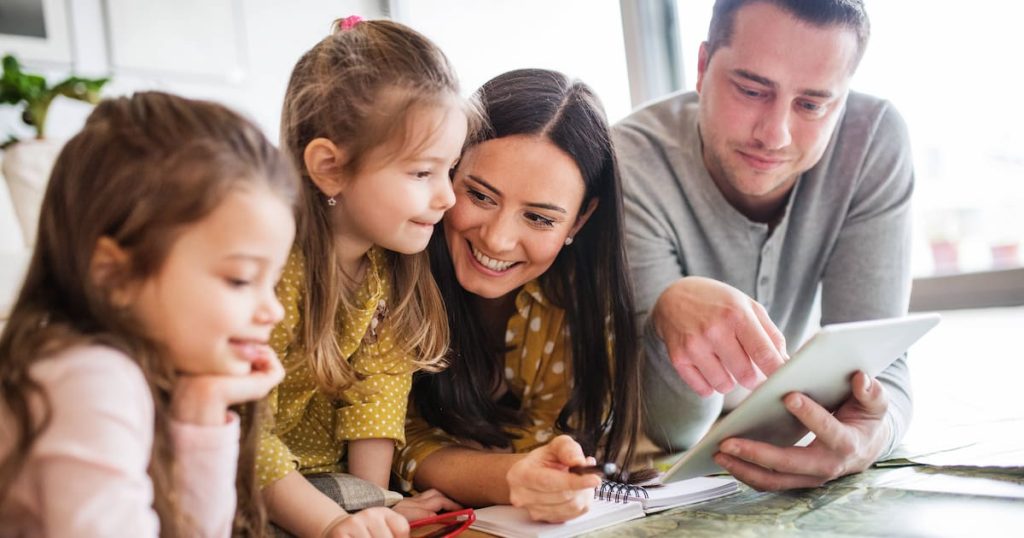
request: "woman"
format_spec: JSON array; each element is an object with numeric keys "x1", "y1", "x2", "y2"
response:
[{"x1": 395, "y1": 68, "x2": 643, "y2": 523}]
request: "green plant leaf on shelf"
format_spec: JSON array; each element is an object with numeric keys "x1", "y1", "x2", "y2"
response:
[
  {"x1": 0, "y1": 53, "x2": 110, "y2": 139},
  {"x1": 52, "y1": 77, "x2": 109, "y2": 104}
]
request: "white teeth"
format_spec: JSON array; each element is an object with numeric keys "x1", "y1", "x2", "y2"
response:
[{"x1": 471, "y1": 244, "x2": 515, "y2": 272}]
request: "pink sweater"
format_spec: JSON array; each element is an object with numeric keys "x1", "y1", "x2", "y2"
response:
[{"x1": 0, "y1": 345, "x2": 240, "y2": 537}]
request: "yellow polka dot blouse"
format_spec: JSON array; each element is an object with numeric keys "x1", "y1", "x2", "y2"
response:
[
  {"x1": 257, "y1": 247, "x2": 412, "y2": 488},
  {"x1": 394, "y1": 280, "x2": 573, "y2": 492}
]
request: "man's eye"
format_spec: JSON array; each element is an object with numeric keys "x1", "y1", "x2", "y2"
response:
[{"x1": 739, "y1": 86, "x2": 763, "y2": 98}]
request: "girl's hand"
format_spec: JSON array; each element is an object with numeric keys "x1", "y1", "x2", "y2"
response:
[
  {"x1": 171, "y1": 345, "x2": 285, "y2": 425},
  {"x1": 392, "y1": 488, "x2": 462, "y2": 521},
  {"x1": 506, "y1": 435, "x2": 601, "y2": 523},
  {"x1": 323, "y1": 507, "x2": 409, "y2": 538}
]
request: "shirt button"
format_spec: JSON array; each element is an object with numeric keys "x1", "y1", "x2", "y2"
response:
[{"x1": 760, "y1": 276, "x2": 770, "y2": 286}]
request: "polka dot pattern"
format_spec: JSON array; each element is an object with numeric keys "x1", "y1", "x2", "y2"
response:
[
  {"x1": 256, "y1": 248, "x2": 414, "y2": 488},
  {"x1": 396, "y1": 280, "x2": 614, "y2": 493}
]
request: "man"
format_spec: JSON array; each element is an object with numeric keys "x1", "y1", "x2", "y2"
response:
[{"x1": 613, "y1": 0, "x2": 914, "y2": 491}]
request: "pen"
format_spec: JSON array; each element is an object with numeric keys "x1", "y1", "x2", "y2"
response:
[{"x1": 568, "y1": 462, "x2": 618, "y2": 477}]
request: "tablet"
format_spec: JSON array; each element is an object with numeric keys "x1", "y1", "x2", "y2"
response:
[{"x1": 661, "y1": 313, "x2": 941, "y2": 483}]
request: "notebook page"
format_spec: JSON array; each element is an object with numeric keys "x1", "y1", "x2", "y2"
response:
[
  {"x1": 642, "y1": 476, "x2": 738, "y2": 512},
  {"x1": 471, "y1": 499, "x2": 645, "y2": 538}
]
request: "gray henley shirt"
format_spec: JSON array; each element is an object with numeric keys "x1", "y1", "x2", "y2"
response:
[{"x1": 613, "y1": 90, "x2": 914, "y2": 457}]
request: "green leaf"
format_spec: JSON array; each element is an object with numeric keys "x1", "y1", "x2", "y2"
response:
[
  {"x1": 0, "y1": 85, "x2": 21, "y2": 104},
  {"x1": 2, "y1": 55, "x2": 21, "y2": 76},
  {"x1": 0, "y1": 54, "x2": 111, "y2": 137},
  {"x1": 53, "y1": 76, "x2": 110, "y2": 104}
]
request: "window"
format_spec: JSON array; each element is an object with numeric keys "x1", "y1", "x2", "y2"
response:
[
  {"x1": 854, "y1": 2, "x2": 1024, "y2": 277},
  {"x1": 391, "y1": 0, "x2": 633, "y2": 122},
  {"x1": 671, "y1": 0, "x2": 1024, "y2": 279}
]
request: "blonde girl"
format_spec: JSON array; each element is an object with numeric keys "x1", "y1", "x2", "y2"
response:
[
  {"x1": 258, "y1": 17, "x2": 476, "y2": 537},
  {"x1": 0, "y1": 91, "x2": 297, "y2": 537}
]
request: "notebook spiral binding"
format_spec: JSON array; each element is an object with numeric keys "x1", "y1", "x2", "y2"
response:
[{"x1": 595, "y1": 479, "x2": 650, "y2": 503}]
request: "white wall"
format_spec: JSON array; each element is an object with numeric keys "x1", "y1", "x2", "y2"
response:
[
  {"x1": 1, "y1": 0, "x2": 384, "y2": 144},
  {"x1": 2, "y1": 0, "x2": 634, "y2": 142},
  {"x1": 393, "y1": 0, "x2": 632, "y2": 123}
]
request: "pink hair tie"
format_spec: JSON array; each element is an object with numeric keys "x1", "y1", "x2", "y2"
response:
[{"x1": 337, "y1": 15, "x2": 363, "y2": 31}]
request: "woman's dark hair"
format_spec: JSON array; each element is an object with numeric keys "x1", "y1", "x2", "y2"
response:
[{"x1": 414, "y1": 68, "x2": 642, "y2": 470}]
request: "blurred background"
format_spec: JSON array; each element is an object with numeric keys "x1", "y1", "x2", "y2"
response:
[{"x1": 1, "y1": 0, "x2": 1021, "y2": 311}]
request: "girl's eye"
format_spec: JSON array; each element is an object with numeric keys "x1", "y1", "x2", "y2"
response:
[
  {"x1": 414, "y1": 170, "x2": 431, "y2": 179},
  {"x1": 525, "y1": 213, "x2": 555, "y2": 228},
  {"x1": 225, "y1": 277, "x2": 251, "y2": 288}
]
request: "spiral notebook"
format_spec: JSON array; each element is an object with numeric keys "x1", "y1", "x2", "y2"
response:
[
  {"x1": 470, "y1": 476, "x2": 737, "y2": 538},
  {"x1": 597, "y1": 475, "x2": 738, "y2": 514}
]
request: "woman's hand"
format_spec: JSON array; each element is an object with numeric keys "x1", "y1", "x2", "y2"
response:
[
  {"x1": 171, "y1": 345, "x2": 285, "y2": 425},
  {"x1": 506, "y1": 435, "x2": 601, "y2": 523}
]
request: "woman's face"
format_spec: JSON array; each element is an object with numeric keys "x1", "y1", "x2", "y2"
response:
[{"x1": 443, "y1": 135, "x2": 595, "y2": 299}]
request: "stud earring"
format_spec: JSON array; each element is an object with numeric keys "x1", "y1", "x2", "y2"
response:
[
  {"x1": 564, "y1": 236, "x2": 574, "y2": 246},
  {"x1": 327, "y1": 196, "x2": 337, "y2": 207}
]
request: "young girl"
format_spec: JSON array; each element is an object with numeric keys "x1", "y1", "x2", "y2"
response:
[
  {"x1": 258, "y1": 17, "x2": 476, "y2": 537},
  {"x1": 397, "y1": 69, "x2": 643, "y2": 523},
  {"x1": 0, "y1": 91, "x2": 296, "y2": 536}
]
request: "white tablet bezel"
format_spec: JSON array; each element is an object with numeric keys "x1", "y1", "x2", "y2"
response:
[{"x1": 661, "y1": 313, "x2": 941, "y2": 483}]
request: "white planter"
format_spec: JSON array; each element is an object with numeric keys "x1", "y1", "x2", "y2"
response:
[
  {"x1": 0, "y1": 154, "x2": 23, "y2": 253},
  {"x1": 1, "y1": 138, "x2": 65, "y2": 247},
  {"x1": 0, "y1": 249, "x2": 30, "y2": 324}
]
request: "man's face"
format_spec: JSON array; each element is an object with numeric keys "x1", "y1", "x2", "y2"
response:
[{"x1": 696, "y1": 2, "x2": 859, "y2": 218}]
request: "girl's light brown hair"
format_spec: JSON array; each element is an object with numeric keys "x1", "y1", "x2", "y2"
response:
[
  {"x1": 280, "y1": 18, "x2": 479, "y2": 396},
  {"x1": 0, "y1": 91, "x2": 298, "y2": 537}
]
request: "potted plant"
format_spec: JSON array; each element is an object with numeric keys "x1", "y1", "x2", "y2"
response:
[
  {"x1": 1, "y1": 54, "x2": 108, "y2": 142},
  {"x1": 0, "y1": 54, "x2": 108, "y2": 246}
]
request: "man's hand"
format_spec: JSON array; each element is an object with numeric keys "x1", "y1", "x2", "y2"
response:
[
  {"x1": 713, "y1": 371, "x2": 891, "y2": 490},
  {"x1": 652, "y1": 276, "x2": 788, "y2": 396},
  {"x1": 506, "y1": 435, "x2": 602, "y2": 523}
]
